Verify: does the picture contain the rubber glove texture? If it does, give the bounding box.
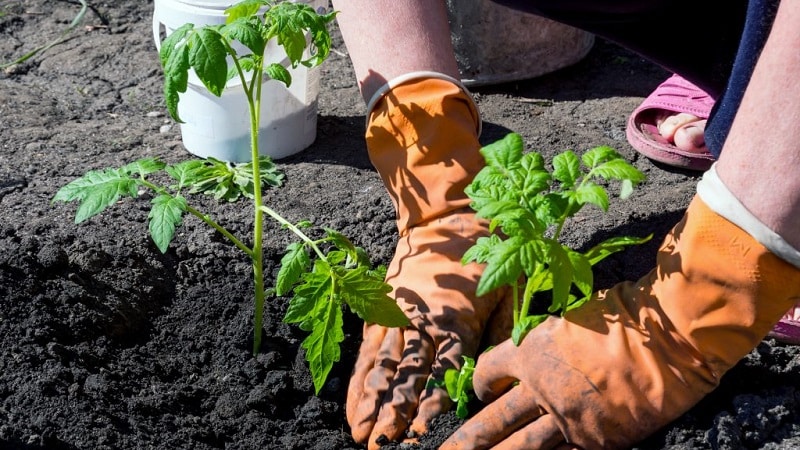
[441,196,800,449]
[346,76,513,448]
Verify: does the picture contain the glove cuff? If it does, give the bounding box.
[365,73,484,235]
[697,163,800,269]
[365,71,482,136]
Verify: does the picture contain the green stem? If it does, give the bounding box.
[250,63,266,356]
[519,271,543,322]
[137,178,253,257]
[259,204,327,261]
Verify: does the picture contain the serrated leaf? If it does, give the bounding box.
[159,23,193,67]
[53,168,138,223]
[552,150,581,188]
[222,18,265,55]
[338,266,408,327]
[581,145,621,169]
[224,0,265,23]
[583,234,653,266]
[122,158,166,177]
[573,182,609,211]
[462,235,501,265]
[264,62,292,86]
[302,298,344,394]
[276,242,311,296]
[285,263,333,325]
[477,235,526,296]
[545,240,572,313]
[480,132,523,171]
[148,194,187,253]
[566,249,593,298]
[591,158,646,184]
[163,43,190,122]
[188,28,229,97]
[165,159,206,190]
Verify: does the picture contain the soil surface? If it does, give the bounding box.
[1,1,799,449]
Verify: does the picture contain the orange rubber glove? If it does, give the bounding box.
[441,193,800,449]
[346,74,513,448]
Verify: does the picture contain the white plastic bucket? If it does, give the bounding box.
[153,0,327,162]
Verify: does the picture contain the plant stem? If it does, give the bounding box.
[259,204,327,261]
[249,64,266,356]
[137,178,253,257]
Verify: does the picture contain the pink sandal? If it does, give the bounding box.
[626,74,716,171]
[768,305,800,345]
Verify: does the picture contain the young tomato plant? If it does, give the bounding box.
[53,0,408,394]
[463,132,651,345]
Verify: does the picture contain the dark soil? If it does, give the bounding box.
[1,1,799,449]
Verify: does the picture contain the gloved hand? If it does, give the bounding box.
[346,74,513,448]
[441,179,800,450]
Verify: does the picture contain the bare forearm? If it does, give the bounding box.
[716,0,800,250]
[331,0,460,102]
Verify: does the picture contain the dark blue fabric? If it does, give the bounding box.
[489,0,779,158]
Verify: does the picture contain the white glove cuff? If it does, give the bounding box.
[364,71,482,136]
[697,163,800,269]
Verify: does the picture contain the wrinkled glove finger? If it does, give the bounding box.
[440,385,545,449]
[471,339,522,403]
[408,379,451,437]
[348,326,404,443]
[347,324,386,427]
[407,335,466,437]
[367,328,434,448]
[493,414,565,450]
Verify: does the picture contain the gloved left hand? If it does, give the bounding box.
[345,74,513,448]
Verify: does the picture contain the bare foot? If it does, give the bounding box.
[655,111,707,154]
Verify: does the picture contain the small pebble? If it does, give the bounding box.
[146,111,163,118]
[159,124,172,133]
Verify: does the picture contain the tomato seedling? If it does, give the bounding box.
[463,132,651,344]
[53,0,408,394]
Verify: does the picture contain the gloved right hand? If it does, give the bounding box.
[441,171,800,449]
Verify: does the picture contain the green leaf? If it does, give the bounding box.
[148,194,187,253]
[462,235,501,265]
[159,23,193,68]
[122,158,166,177]
[477,236,526,296]
[188,156,284,202]
[545,240,572,313]
[480,132,523,171]
[511,314,548,346]
[566,249,593,299]
[552,150,581,188]
[224,0,266,23]
[445,356,475,419]
[222,18,265,56]
[573,182,609,211]
[52,168,138,223]
[165,159,206,190]
[302,297,344,394]
[264,62,292,86]
[264,2,335,68]
[284,266,333,326]
[338,266,408,327]
[583,234,653,266]
[188,28,229,97]
[163,43,190,122]
[276,242,311,296]
[590,158,646,184]
[581,145,621,169]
